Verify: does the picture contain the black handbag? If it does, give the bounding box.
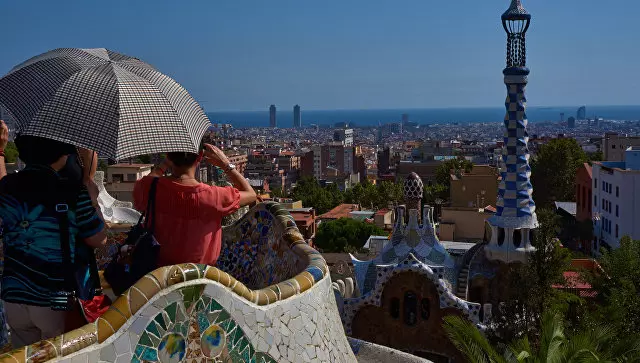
[104,177,161,295]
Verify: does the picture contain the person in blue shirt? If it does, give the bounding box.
[0,133,106,349]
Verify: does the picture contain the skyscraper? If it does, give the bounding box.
[293,104,301,128]
[401,113,409,125]
[568,116,576,128]
[486,0,537,263]
[577,106,586,120]
[269,105,277,128]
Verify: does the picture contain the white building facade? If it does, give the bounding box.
[592,147,640,250]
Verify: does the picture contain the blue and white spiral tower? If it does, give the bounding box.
[485,0,538,263]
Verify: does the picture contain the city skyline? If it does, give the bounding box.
[1,0,639,111]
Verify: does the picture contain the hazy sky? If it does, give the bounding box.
[1,0,638,111]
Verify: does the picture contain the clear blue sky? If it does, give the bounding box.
[1,0,638,111]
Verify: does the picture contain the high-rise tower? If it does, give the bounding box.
[293,104,301,128]
[485,0,537,263]
[269,105,277,128]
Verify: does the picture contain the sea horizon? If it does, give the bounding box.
[206,105,640,128]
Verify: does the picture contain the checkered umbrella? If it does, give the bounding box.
[0,48,211,160]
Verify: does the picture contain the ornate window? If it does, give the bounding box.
[497,228,505,246]
[403,291,418,326]
[420,298,430,320]
[390,298,400,319]
[513,229,522,248]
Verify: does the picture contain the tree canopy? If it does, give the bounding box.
[530,138,587,208]
[290,177,344,215]
[587,236,640,337]
[314,217,386,253]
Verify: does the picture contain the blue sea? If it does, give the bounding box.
[207,105,640,128]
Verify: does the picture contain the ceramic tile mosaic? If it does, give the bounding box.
[218,202,301,290]
[0,202,352,363]
[340,253,483,336]
[131,285,277,363]
[351,206,458,297]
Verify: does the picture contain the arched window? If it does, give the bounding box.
[497,228,505,246]
[529,229,537,246]
[420,298,430,320]
[390,298,400,319]
[404,291,418,326]
[513,229,522,248]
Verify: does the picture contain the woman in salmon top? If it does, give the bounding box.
[133,144,257,266]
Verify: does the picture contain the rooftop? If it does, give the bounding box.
[554,201,577,216]
[318,204,360,220]
[109,163,154,168]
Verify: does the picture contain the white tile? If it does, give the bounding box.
[114,334,130,355]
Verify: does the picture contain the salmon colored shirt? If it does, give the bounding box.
[133,176,240,266]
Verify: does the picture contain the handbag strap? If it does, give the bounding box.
[54,183,79,294]
[144,177,160,233]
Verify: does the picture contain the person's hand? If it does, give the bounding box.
[0,120,8,151]
[203,143,230,168]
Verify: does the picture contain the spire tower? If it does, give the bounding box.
[485,0,537,263]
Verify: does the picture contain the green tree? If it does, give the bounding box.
[530,138,587,208]
[424,183,448,205]
[4,141,18,163]
[435,157,474,186]
[314,218,386,253]
[588,236,640,337]
[290,177,343,215]
[376,181,404,209]
[444,312,640,363]
[586,150,603,163]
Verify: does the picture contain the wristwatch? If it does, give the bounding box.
[223,163,236,173]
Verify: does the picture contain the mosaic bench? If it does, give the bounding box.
[0,202,356,363]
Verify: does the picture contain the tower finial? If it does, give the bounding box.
[502,0,531,69]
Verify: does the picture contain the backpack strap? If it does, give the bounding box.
[54,182,79,296]
[144,177,160,233]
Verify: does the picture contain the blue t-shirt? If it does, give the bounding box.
[0,165,104,307]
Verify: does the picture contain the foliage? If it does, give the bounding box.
[586,150,603,163]
[435,157,474,186]
[587,236,640,338]
[290,177,343,215]
[489,209,573,343]
[444,311,640,363]
[3,141,18,163]
[314,218,386,253]
[135,154,152,164]
[97,159,108,173]
[424,183,448,205]
[530,138,587,208]
[343,180,403,210]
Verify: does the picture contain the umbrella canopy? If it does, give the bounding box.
[0,48,211,160]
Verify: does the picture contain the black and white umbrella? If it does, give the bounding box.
[0,48,211,160]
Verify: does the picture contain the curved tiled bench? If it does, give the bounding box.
[0,202,355,363]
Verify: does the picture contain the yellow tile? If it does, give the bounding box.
[100,308,127,334]
[149,267,169,288]
[254,291,270,305]
[133,275,162,301]
[218,271,231,287]
[276,281,297,300]
[0,350,26,363]
[110,294,132,319]
[96,317,115,343]
[128,286,150,316]
[205,267,221,283]
[180,263,201,280]
[294,272,314,292]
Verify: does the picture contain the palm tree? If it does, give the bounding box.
[443,312,640,363]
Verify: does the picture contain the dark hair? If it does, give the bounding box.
[167,152,198,168]
[15,135,77,165]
